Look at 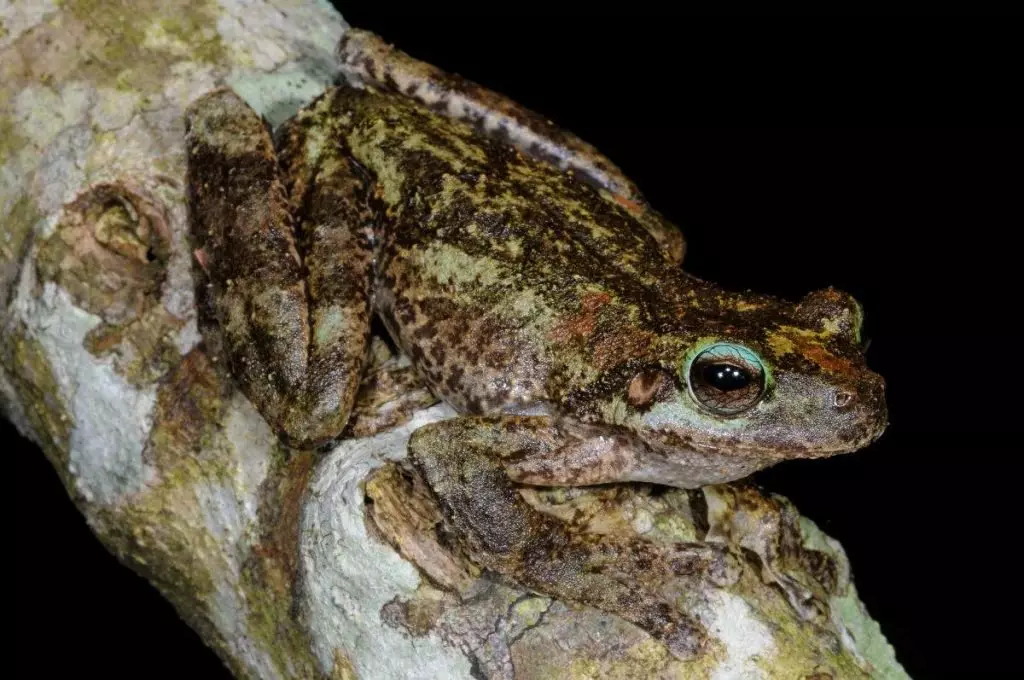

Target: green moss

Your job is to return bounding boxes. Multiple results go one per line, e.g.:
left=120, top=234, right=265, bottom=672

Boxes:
left=159, top=14, right=225, bottom=65
left=512, top=596, right=550, bottom=629
left=81, top=352, right=243, bottom=671
left=60, top=0, right=226, bottom=92
left=0, top=115, right=28, bottom=165
left=0, top=324, right=73, bottom=477
left=832, top=585, right=908, bottom=679
left=738, top=568, right=868, bottom=679
left=238, top=559, right=324, bottom=678
left=558, top=637, right=726, bottom=680
left=799, top=516, right=910, bottom=679
left=1, top=194, right=41, bottom=272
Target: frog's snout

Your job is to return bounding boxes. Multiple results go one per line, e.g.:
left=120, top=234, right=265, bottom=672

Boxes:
left=832, top=371, right=885, bottom=412
left=833, top=370, right=888, bottom=446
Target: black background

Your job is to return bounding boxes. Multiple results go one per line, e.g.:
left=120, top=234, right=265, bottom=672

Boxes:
left=12, top=9, right=1019, bottom=679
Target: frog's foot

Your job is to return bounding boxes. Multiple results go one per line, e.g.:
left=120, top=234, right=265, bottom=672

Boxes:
left=185, top=89, right=375, bottom=448
left=337, top=29, right=685, bottom=264
left=703, top=484, right=834, bottom=624
left=343, top=352, right=439, bottom=439
left=409, top=415, right=740, bottom=660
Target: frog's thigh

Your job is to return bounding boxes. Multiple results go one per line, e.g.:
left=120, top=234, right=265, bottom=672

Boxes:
left=338, top=30, right=686, bottom=264
left=186, top=89, right=373, bottom=448
left=339, top=30, right=637, bottom=200
left=409, top=415, right=734, bottom=660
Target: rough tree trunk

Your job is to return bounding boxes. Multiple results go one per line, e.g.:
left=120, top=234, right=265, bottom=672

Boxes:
left=1, top=1, right=909, bottom=678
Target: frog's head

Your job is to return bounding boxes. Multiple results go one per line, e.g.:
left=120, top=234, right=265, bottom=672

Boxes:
left=593, top=287, right=887, bottom=488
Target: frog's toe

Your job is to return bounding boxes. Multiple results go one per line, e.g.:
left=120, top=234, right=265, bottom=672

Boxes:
left=642, top=607, right=708, bottom=661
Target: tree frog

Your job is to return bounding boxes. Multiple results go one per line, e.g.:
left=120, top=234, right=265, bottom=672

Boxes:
left=185, top=30, right=886, bottom=658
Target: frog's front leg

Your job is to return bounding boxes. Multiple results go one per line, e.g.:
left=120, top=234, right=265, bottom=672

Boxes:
left=185, top=89, right=374, bottom=447
left=409, top=416, right=739, bottom=660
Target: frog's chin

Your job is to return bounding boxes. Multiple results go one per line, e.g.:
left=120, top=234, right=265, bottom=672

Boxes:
left=624, top=438, right=779, bottom=488
left=629, top=423, right=886, bottom=487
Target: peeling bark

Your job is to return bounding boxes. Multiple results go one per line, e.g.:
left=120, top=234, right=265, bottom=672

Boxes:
left=1, top=2, right=910, bottom=678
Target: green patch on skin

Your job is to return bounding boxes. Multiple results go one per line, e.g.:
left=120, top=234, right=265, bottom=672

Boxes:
left=0, top=324, right=73, bottom=478
left=599, top=395, right=630, bottom=427
left=400, top=131, right=472, bottom=171
left=767, top=332, right=796, bottom=358
left=349, top=119, right=407, bottom=207
left=639, top=399, right=749, bottom=436
left=418, top=242, right=505, bottom=289
left=314, top=305, right=348, bottom=349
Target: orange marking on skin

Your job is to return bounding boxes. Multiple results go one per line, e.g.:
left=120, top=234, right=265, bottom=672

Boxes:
left=549, top=292, right=612, bottom=343
left=193, top=248, right=209, bottom=273
left=593, top=326, right=653, bottom=371
left=802, top=344, right=855, bottom=374
left=627, top=370, right=667, bottom=407
left=581, top=291, right=612, bottom=313
left=612, top=193, right=644, bottom=215
left=549, top=314, right=597, bottom=344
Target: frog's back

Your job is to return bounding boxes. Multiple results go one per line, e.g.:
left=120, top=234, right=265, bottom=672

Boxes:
left=334, top=87, right=681, bottom=413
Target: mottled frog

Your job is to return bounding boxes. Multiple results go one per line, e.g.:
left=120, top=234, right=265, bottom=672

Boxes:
left=185, top=29, right=886, bottom=658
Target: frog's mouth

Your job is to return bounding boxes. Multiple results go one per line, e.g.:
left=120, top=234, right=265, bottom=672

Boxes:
left=622, top=409, right=885, bottom=489
left=616, top=433, right=788, bottom=489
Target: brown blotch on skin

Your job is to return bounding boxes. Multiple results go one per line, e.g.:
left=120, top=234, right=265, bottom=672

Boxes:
left=548, top=292, right=610, bottom=344
left=802, top=342, right=856, bottom=375
left=626, top=369, right=670, bottom=408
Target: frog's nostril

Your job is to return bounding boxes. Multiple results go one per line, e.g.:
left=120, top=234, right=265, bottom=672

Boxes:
left=833, top=390, right=856, bottom=409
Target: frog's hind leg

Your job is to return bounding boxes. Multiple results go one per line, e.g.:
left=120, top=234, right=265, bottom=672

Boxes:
left=186, top=89, right=374, bottom=448
left=338, top=29, right=685, bottom=263
left=409, top=415, right=739, bottom=660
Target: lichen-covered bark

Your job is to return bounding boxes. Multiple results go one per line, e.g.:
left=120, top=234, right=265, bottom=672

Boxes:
left=0, top=1, right=910, bottom=678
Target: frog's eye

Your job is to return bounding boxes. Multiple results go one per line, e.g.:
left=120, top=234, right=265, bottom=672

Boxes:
left=687, top=344, right=766, bottom=414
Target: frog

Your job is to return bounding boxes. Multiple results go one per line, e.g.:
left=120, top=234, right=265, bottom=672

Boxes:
left=184, top=29, right=887, bottom=659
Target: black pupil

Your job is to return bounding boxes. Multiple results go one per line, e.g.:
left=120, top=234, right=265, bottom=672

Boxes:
left=702, top=363, right=751, bottom=391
